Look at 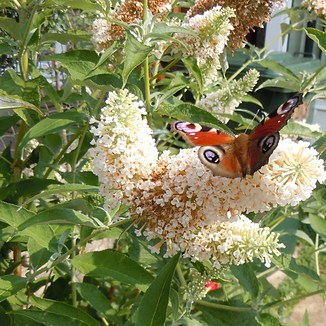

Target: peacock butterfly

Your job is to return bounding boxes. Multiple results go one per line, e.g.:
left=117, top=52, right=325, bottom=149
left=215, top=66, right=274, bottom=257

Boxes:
left=172, top=93, right=303, bottom=178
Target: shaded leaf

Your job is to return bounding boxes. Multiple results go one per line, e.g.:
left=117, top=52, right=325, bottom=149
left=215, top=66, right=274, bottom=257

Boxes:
left=158, top=103, right=234, bottom=135
left=197, top=301, right=258, bottom=326
left=231, top=264, right=259, bottom=298
left=21, top=184, right=98, bottom=207
left=43, top=50, right=104, bottom=80
left=13, top=296, right=100, bottom=326
left=136, top=254, right=179, bottom=326
left=0, top=275, right=26, bottom=302
left=17, top=208, right=96, bottom=231
left=258, top=59, right=299, bottom=81
left=0, top=114, right=20, bottom=137
left=0, top=17, right=20, bottom=40
left=257, top=313, right=282, bottom=326
left=19, top=110, right=86, bottom=151
left=76, top=283, right=115, bottom=317
left=72, top=249, right=153, bottom=291
left=304, top=28, right=326, bottom=53
left=182, top=57, right=203, bottom=95
left=0, top=201, right=34, bottom=228
left=122, top=33, right=153, bottom=86
left=309, top=214, right=326, bottom=237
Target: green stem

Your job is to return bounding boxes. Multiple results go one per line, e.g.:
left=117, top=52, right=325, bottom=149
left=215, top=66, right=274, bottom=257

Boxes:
left=43, top=126, right=85, bottom=179
left=28, top=217, right=134, bottom=282
left=10, top=0, right=21, bottom=9
left=195, top=300, right=252, bottom=312
left=150, top=55, right=182, bottom=83
left=71, top=227, right=78, bottom=307
left=18, top=0, right=42, bottom=80
left=256, top=266, right=277, bottom=279
left=143, top=58, right=151, bottom=112
left=315, top=233, right=320, bottom=276
left=228, top=19, right=305, bottom=82
left=142, top=0, right=151, bottom=111
left=71, top=126, right=88, bottom=184
left=262, top=289, right=325, bottom=311
left=176, top=263, right=186, bottom=287
left=269, top=213, right=287, bottom=231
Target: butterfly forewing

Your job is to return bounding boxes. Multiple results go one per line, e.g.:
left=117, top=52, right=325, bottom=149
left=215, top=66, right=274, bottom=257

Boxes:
left=250, top=93, right=303, bottom=140
left=172, top=122, right=234, bottom=146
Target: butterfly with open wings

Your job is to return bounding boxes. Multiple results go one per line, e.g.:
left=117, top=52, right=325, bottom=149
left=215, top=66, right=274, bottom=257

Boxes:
left=172, top=93, right=303, bottom=178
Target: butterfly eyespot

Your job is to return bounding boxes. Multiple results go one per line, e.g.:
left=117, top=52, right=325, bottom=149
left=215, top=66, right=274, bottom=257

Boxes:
left=200, top=146, right=225, bottom=165
left=277, top=97, right=299, bottom=115
left=204, top=149, right=220, bottom=163
left=261, top=135, right=277, bottom=153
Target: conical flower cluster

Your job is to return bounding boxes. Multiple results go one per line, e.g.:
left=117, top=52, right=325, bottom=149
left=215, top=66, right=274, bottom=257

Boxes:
left=90, top=89, right=325, bottom=269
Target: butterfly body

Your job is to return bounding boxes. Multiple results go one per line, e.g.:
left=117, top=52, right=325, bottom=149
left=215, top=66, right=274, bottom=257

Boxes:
left=172, top=93, right=303, bottom=178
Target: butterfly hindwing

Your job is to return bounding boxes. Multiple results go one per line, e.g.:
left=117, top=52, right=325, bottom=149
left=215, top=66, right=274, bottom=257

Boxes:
left=198, top=143, right=244, bottom=178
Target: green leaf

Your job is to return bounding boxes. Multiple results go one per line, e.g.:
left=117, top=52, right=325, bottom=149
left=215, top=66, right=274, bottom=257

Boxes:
left=85, top=73, right=122, bottom=90
left=88, top=41, right=119, bottom=73
left=21, top=184, right=98, bottom=207
left=258, top=59, right=299, bottom=81
left=281, top=121, right=323, bottom=140
left=152, top=23, right=197, bottom=37
left=182, top=57, right=203, bottom=95
left=309, top=214, right=326, bottom=237
left=158, top=103, right=234, bottom=135
left=0, top=17, right=20, bottom=40
left=0, top=114, right=20, bottom=137
left=42, top=32, right=91, bottom=44
left=272, top=254, right=320, bottom=291
left=17, top=208, right=96, bottom=231
left=0, top=275, right=26, bottom=302
left=43, top=50, right=104, bottom=80
left=0, top=201, right=34, bottom=228
left=257, top=313, right=282, bottom=326
left=304, top=28, right=326, bottom=53
left=44, top=0, right=102, bottom=10
left=231, top=264, right=259, bottom=298
left=0, top=95, right=43, bottom=115
left=28, top=237, right=52, bottom=269
left=76, top=283, right=115, bottom=317
left=295, top=230, right=314, bottom=246
left=313, top=133, right=326, bottom=155
left=72, top=249, right=154, bottom=291
left=21, top=225, right=59, bottom=249
left=241, top=94, right=263, bottom=108
left=122, top=33, right=153, bottom=86
left=5, top=179, right=61, bottom=201
left=136, top=254, right=180, bottom=326
left=18, top=110, right=86, bottom=151
left=256, top=77, right=299, bottom=91
left=12, top=296, right=101, bottom=326
left=0, top=72, right=42, bottom=124
left=197, top=301, right=258, bottom=326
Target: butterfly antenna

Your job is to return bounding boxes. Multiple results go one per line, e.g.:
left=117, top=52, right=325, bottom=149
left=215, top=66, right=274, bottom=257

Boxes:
left=244, top=108, right=261, bottom=134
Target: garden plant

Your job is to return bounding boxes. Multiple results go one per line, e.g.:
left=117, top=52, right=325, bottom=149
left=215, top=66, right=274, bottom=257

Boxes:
left=0, top=0, right=325, bottom=325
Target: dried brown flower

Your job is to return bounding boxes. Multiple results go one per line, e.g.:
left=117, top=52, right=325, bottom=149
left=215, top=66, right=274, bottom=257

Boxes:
left=94, top=0, right=170, bottom=50
left=188, top=0, right=285, bottom=50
